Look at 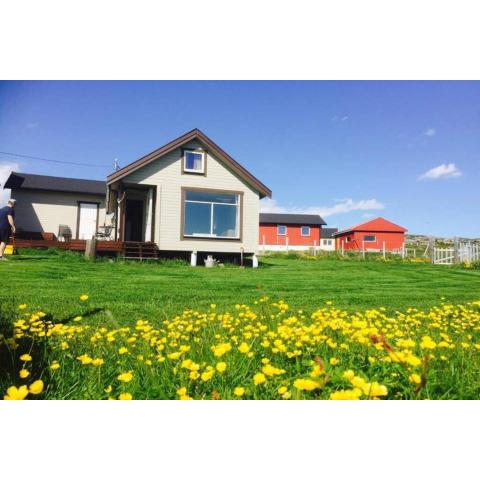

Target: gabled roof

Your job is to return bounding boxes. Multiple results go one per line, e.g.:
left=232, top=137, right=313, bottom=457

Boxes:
left=321, top=227, right=338, bottom=238
left=259, top=213, right=326, bottom=226
left=4, top=172, right=106, bottom=196
left=333, top=217, right=407, bottom=236
left=107, top=128, right=272, bottom=198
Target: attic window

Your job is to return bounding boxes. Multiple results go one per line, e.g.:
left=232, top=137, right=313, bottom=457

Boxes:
left=183, top=150, right=205, bottom=174
left=301, top=226, right=310, bottom=236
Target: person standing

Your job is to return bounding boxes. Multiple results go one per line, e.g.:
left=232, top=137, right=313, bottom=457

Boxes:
left=0, top=199, right=16, bottom=261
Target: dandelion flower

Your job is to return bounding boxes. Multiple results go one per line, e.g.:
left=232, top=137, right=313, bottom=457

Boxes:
left=293, top=378, right=321, bottom=391
left=216, top=362, right=227, bottom=373
left=92, top=358, right=104, bottom=366
left=18, top=304, right=27, bottom=310
left=119, top=393, right=132, bottom=400
left=118, top=347, right=128, bottom=355
left=278, top=386, right=288, bottom=395
left=253, top=372, right=266, bottom=385
left=80, top=294, right=89, bottom=301
left=20, top=353, right=32, bottom=362
left=50, top=361, right=60, bottom=370
left=238, top=342, right=250, bottom=353
left=409, top=373, right=421, bottom=385
left=234, top=387, right=245, bottom=397
left=19, top=369, right=30, bottom=379
left=329, top=357, right=340, bottom=365
left=117, top=372, right=133, bottom=383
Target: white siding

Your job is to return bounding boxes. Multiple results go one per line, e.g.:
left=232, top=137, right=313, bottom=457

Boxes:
left=10, top=189, right=106, bottom=238
left=123, top=140, right=260, bottom=253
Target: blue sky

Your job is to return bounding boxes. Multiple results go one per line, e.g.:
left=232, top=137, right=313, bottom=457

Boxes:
left=0, top=81, right=478, bottom=237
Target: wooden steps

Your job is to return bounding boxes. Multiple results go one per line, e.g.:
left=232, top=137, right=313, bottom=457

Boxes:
left=122, top=242, right=160, bottom=260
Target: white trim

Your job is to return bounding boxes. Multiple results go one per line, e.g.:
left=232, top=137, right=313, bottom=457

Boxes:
left=277, top=225, right=287, bottom=236
left=300, top=226, right=310, bottom=237
left=183, top=150, right=205, bottom=173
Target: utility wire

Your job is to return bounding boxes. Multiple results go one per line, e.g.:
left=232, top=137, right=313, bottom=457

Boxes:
left=0, top=150, right=112, bottom=168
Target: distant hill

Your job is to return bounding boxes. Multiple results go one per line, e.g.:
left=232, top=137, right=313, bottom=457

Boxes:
left=406, top=234, right=480, bottom=249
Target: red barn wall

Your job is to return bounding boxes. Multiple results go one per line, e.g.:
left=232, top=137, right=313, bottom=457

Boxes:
left=335, top=230, right=405, bottom=251
left=259, top=223, right=321, bottom=246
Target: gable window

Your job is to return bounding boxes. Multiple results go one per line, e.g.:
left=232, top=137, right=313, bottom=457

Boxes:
left=364, top=235, right=376, bottom=242
left=183, top=149, right=205, bottom=174
left=277, top=225, right=287, bottom=236
left=301, top=226, right=310, bottom=236
left=183, top=189, right=240, bottom=239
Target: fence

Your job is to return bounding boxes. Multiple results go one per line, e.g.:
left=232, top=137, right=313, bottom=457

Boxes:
left=433, top=242, right=480, bottom=265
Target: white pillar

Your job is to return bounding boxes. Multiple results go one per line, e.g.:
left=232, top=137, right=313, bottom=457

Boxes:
left=190, top=251, right=197, bottom=266
left=252, top=254, right=259, bottom=268
left=144, top=187, right=153, bottom=242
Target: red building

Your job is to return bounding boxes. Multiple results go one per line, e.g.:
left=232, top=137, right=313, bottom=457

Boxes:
left=259, top=213, right=326, bottom=251
left=334, top=217, right=407, bottom=252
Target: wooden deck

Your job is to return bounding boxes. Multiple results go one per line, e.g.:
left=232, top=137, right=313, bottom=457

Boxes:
left=8, top=231, right=160, bottom=258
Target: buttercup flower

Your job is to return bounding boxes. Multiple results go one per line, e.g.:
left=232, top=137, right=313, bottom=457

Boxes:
left=29, top=380, right=44, bottom=395
left=80, top=294, right=89, bottom=301
left=117, top=372, right=133, bottom=383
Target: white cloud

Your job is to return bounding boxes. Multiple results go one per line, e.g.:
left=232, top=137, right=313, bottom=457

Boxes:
left=260, top=198, right=385, bottom=218
left=0, top=161, right=20, bottom=204
left=424, top=128, right=436, bottom=137
left=418, top=163, right=462, bottom=181
left=331, top=115, right=349, bottom=123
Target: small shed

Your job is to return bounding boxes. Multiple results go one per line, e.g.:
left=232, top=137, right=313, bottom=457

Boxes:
left=333, top=217, right=407, bottom=252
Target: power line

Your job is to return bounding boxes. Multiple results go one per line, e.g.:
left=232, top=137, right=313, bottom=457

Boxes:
left=0, top=150, right=112, bottom=168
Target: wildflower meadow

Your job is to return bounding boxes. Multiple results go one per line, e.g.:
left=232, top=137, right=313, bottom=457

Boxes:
left=2, top=293, right=480, bottom=400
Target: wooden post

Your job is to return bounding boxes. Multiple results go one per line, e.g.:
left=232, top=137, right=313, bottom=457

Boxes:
left=85, top=237, right=97, bottom=259
left=286, top=237, right=289, bottom=252
left=413, top=248, right=416, bottom=258
left=362, top=240, right=365, bottom=259
left=383, top=241, right=386, bottom=259
left=314, top=240, right=317, bottom=256
left=453, top=237, right=459, bottom=264
left=341, top=240, right=344, bottom=256
left=428, top=236, right=435, bottom=263
left=262, top=234, right=265, bottom=253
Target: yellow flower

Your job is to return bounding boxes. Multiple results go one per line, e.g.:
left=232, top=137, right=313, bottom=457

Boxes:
left=18, top=304, right=28, bottom=310
left=293, top=378, right=321, bottom=391
left=253, top=372, right=266, bottom=385
left=80, top=294, right=89, bottom=301
left=92, top=358, right=104, bottom=366
left=176, top=387, right=187, bottom=396
left=19, top=369, right=30, bottom=379
left=238, top=342, right=250, bottom=353
left=4, top=385, right=29, bottom=400
left=409, top=373, right=421, bottom=385
left=420, top=336, right=436, bottom=350
left=189, top=371, right=200, bottom=380
left=118, top=347, right=128, bottom=355
left=216, top=362, right=227, bottom=373
left=104, top=385, right=112, bottom=393
left=310, top=365, right=324, bottom=377
left=329, top=357, right=340, bottom=365
left=119, top=393, right=132, bottom=400
left=234, top=387, right=245, bottom=397
left=278, top=386, right=288, bottom=395
left=262, top=364, right=285, bottom=376
left=50, top=361, right=60, bottom=370
left=20, top=353, right=32, bottom=362
left=117, top=372, right=133, bottom=383
left=73, top=316, right=82, bottom=322
left=77, top=354, right=92, bottom=365
left=329, top=388, right=362, bottom=400
left=29, top=380, right=44, bottom=395
left=201, top=369, right=215, bottom=382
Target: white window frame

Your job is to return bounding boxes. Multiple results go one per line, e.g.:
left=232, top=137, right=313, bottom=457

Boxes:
left=323, top=239, right=332, bottom=246
left=183, top=150, right=205, bottom=174
left=183, top=190, right=240, bottom=239
left=277, top=225, right=287, bottom=236
left=364, top=235, right=376, bottom=242
left=300, top=226, right=310, bottom=237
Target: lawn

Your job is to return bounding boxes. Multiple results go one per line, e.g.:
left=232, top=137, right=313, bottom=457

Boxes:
left=0, top=252, right=479, bottom=324
left=2, top=252, right=480, bottom=400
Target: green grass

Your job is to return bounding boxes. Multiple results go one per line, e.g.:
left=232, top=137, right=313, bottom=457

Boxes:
left=0, top=251, right=479, bottom=325
left=2, top=251, right=480, bottom=400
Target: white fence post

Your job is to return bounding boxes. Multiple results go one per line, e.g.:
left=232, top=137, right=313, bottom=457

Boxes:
left=286, top=236, right=289, bottom=252
left=362, top=240, right=365, bottom=259
left=383, top=241, right=386, bottom=259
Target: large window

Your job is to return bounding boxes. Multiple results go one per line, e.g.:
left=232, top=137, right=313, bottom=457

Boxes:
left=183, top=190, right=240, bottom=239
left=183, top=150, right=205, bottom=174
left=364, top=235, right=376, bottom=242
left=277, top=225, right=287, bottom=235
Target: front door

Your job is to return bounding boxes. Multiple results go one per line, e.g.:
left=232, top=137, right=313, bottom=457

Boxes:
left=125, top=199, right=144, bottom=241
left=78, top=202, right=98, bottom=239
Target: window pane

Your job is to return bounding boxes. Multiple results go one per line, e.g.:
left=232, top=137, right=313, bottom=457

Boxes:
left=364, top=235, right=376, bottom=242
left=184, top=202, right=211, bottom=236
left=213, top=204, right=238, bottom=237
left=301, top=226, right=310, bottom=236
left=185, top=151, right=203, bottom=171
left=185, top=191, right=237, bottom=204
left=277, top=225, right=286, bottom=235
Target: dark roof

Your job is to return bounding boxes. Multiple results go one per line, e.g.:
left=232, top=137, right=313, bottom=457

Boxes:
left=259, top=213, right=326, bottom=226
left=106, top=128, right=272, bottom=198
left=4, top=172, right=106, bottom=196
left=321, top=227, right=338, bottom=238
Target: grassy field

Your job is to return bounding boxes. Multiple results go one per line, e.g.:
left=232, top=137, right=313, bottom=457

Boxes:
left=2, top=251, right=480, bottom=400
left=0, top=251, right=479, bottom=324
